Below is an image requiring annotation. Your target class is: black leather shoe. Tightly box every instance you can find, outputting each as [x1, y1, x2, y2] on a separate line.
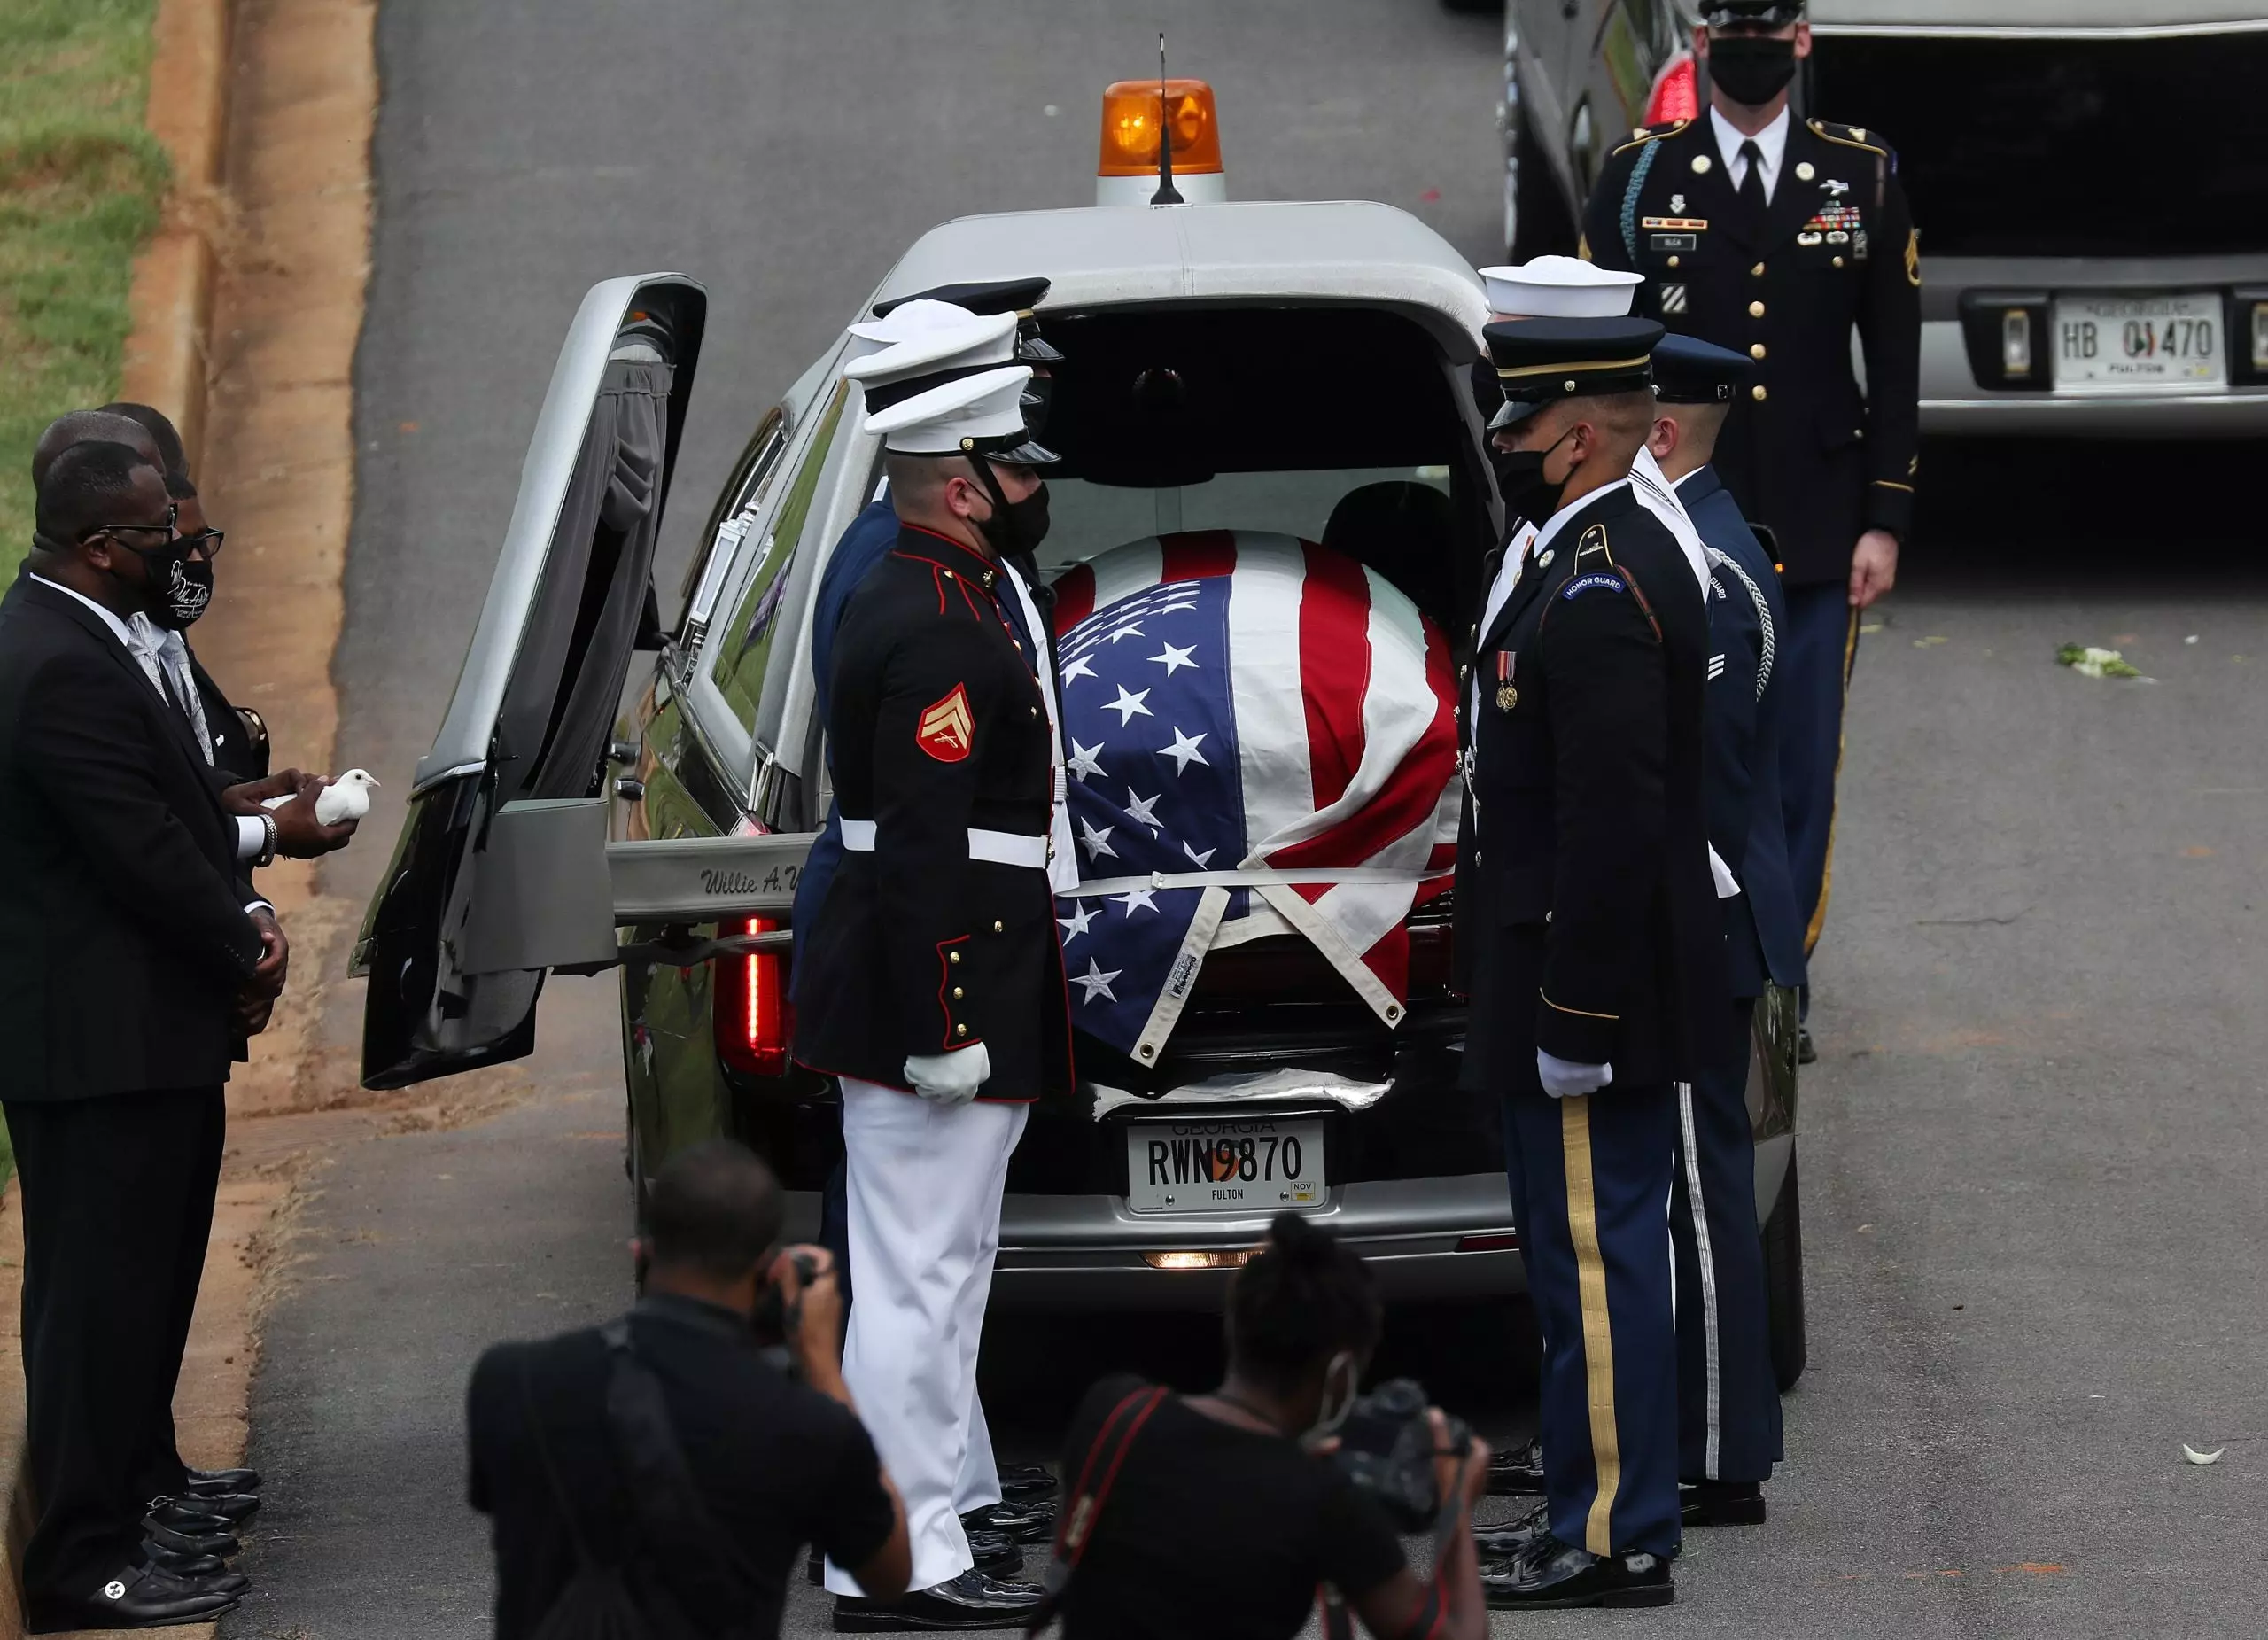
[963, 1497, 1058, 1544]
[143, 1516, 240, 1559]
[27, 1564, 242, 1631]
[1482, 1535, 1673, 1609]
[998, 1465, 1057, 1505]
[1798, 1027, 1817, 1064]
[834, 1568, 1046, 1630]
[811, 1530, 1021, 1588]
[1473, 1499, 1551, 1560]
[146, 1499, 238, 1535]
[1486, 1437, 1545, 1496]
[147, 1543, 229, 1579]
[1681, 1480, 1766, 1527]
[152, 1489, 260, 1524]
[186, 1465, 261, 1495]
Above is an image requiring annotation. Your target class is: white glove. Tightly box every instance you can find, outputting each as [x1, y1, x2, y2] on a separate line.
[1537, 1050, 1612, 1100]
[903, 1042, 991, 1107]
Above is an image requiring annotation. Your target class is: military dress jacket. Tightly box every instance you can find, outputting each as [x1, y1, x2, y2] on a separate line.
[1582, 115, 1922, 587]
[1453, 481, 1726, 1093]
[1683, 465, 1806, 998]
[792, 525, 1073, 1103]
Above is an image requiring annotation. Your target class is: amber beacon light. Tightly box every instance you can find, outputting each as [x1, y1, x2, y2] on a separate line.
[1096, 77, 1225, 206]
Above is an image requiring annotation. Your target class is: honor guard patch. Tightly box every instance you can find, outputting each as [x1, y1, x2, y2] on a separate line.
[1561, 573, 1626, 600]
[916, 684, 975, 762]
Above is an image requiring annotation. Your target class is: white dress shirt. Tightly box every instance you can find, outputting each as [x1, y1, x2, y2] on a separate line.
[30, 573, 274, 899]
[1710, 104, 1790, 204]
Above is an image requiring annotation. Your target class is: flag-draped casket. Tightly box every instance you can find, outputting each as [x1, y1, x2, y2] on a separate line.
[1047, 531, 1460, 1063]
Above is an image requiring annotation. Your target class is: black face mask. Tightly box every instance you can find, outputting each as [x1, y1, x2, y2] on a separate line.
[152, 550, 214, 631]
[1492, 424, 1577, 527]
[1708, 35, 1798, 106]
[977, 480, 1052, 560]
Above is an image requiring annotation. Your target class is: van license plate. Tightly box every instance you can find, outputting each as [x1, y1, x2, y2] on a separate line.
[2053, 291, 2225, 390]
[1125, 1117, 1325, 1214]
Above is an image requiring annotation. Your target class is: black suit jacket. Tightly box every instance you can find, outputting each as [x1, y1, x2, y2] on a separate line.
[187, 648, 268, 781]
[1583, 115, 1922, 585]
[792, 526, 1072, 1103]
[0, 572, 264, 1100]
[1454, 482, 1725, 1091]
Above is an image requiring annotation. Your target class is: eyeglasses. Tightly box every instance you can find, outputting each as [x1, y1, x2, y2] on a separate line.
[85, 503, 179, 544]
[178, 527, 225, 560]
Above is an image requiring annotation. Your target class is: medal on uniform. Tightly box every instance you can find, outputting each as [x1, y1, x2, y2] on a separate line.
[1495, 650, 1518, 711]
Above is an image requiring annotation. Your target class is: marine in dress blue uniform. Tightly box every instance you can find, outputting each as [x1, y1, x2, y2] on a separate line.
[1453, 317, 1722, 1610]
[1649, 335, 1804, 1522]
[1580, 0, 1921, 1010]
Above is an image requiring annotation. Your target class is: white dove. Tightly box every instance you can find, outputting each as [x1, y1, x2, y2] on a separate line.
[262, 769, 379, 826]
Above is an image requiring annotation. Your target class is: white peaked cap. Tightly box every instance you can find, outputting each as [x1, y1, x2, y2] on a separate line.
[865, 364, 1036, 455]
[1480, 256, 1645, 319]
[844, 303, 1019, 386]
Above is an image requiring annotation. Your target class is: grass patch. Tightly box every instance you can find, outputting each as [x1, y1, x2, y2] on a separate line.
[0, 0, 167, 578]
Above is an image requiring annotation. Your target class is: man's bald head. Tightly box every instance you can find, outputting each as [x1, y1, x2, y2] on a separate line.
[33, 412, 161, 489]
[99, 402, 189, 479]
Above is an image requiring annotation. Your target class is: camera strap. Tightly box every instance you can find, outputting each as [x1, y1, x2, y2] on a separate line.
[1025, 1384, 1169, 1636]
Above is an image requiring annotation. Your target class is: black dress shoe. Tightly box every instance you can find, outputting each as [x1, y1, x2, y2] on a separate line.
[153, 1489, 260, 1524]
[1482, 1535, 1673, 1610]
[146, 1499, 238, 1535]
[143, 1516, 240, 1558]
[1798, 1027, 1817, 1064]
[147, 1543, 230, 1579]
[963, 1497, 1059, 1544]
[1486, 1436, 1545, 1496]
[834, 1568, 1046, 1631]
[186, 1465, 261, 1495]
[1681, 1479, 1766, 1527]
[810, 1529, 1022, 1588]
[27, 1564, 242, 1631]
[1473, 1499, 1551, 1560]
[999, 1467, 1057, 1506]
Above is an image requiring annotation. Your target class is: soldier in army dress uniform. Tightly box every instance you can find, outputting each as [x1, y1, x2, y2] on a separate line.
[1454, 315, 1725, 1610]
[793, 309, 1070, 1630]
[1581, 0, 1920, 1036]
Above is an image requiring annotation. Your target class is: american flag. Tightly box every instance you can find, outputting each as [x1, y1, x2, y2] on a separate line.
[1047, 532, 1460, 1064]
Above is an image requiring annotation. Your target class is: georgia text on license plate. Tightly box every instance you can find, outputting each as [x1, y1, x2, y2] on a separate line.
[1125, 1117, 1325, 1213]
[2054, 291, 2225, 390]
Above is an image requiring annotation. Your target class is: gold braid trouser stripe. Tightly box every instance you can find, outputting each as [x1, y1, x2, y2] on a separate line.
[1562, 1093, 1622, 1557]
[1804, 605, 1863, 955]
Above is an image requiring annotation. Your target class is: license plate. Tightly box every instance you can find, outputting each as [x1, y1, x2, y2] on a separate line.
[2053, 291, 2225, 390]
[1125, 1116, 1325, 1214]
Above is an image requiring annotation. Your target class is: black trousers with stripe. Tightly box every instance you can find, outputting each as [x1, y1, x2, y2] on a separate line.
[1503, 1084, 1681, 1558]
[1671, 998, 1783, 1484]
[7, 1086, 226, 1609]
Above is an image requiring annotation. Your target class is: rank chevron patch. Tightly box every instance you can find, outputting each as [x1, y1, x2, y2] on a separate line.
[916, 683, 975, 762]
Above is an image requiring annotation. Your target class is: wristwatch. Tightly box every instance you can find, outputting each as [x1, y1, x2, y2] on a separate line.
[256, 812, 280, 868]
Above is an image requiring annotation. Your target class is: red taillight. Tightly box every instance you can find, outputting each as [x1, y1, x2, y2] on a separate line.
[1644, 52, 1698, 127]
[713, 917, 793, 1077]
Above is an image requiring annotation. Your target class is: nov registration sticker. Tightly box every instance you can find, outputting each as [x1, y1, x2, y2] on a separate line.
[1126, 1116, 1325, 1213]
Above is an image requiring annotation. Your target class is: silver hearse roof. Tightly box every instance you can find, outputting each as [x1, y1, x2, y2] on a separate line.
[1807, 0, 2266, 34]
[867, 201, 1491, 353]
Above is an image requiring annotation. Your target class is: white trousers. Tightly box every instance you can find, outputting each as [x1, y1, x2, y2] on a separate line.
[823, 1080, 1027, 1596]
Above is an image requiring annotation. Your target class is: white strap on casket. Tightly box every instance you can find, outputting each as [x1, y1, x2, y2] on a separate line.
[1063, 865, 1452, 898]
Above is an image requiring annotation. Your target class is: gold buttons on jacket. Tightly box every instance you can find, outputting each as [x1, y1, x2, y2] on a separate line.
[1667, 254, 1681, 268]
[948, 950, 961, 964]
[993, 920, 1005, 933]
[1751, 385, 1768, 401]
[1833, 255, 1845, 268]
[1751, 261, 1766, 277]
[1751, 343, 1767, 360]
[1748, 300, 1766, 318]
[953, 986, 964, 999]
[1029, 706, 1038, 718]
[957, 1023, 968, 1037]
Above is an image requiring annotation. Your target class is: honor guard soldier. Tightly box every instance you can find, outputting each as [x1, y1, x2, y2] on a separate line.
[792, 305, 1070, 1631]
[1453, 316, 1724, 1610]
[791, 284, 1068, 1330]
[1646, 333, 1806, 1526]
[1581, 0, 1921, 1043]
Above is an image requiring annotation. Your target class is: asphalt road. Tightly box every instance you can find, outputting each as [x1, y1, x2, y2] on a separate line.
[229, 3, 2268, 1636]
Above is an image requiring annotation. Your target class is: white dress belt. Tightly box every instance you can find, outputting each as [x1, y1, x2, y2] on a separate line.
[838, 819, 1049, 870]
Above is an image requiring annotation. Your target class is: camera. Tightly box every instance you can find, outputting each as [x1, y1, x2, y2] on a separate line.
[1330, 1379, 1473, 1531]
[750, 1248, 822, 1349]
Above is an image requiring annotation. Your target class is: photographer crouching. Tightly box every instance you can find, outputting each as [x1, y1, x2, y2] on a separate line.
[1041, 1215, 1491, 1640]
[467, 1140, 912, 1637]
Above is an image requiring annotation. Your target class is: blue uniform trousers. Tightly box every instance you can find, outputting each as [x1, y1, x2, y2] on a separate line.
[791, 810, 854, 1310]
[1503, 1085, 1681, 1558]
[1670, 998, 1783, 1484]
[1778, 584, 1862, 962]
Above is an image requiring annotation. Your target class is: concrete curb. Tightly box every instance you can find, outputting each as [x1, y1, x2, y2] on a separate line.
[121, 0, 237, 471]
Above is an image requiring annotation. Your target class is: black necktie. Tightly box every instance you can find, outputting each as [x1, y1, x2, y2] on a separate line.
[1736, 138, 1768, 224]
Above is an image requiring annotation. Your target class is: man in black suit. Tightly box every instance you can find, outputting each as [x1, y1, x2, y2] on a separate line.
[0, 442, 330, 1628]
[1454, 318, 1723, 1610]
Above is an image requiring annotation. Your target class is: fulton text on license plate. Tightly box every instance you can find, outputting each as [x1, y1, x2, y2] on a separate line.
[2053, 291, 2225, 390]
[1125, 1116, 1326, 1213]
